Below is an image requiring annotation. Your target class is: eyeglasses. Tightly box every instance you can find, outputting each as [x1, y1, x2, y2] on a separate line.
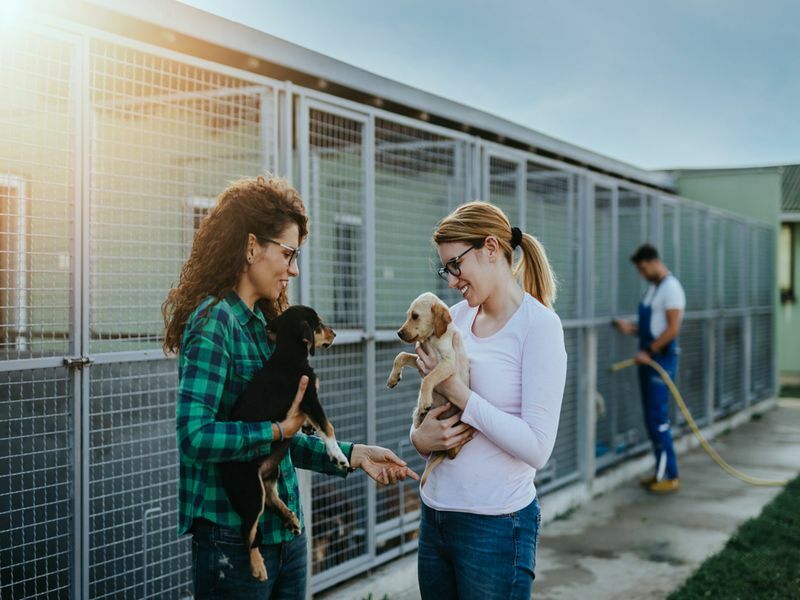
[264, 239, 300, 265]
[437, 246, 475, 281]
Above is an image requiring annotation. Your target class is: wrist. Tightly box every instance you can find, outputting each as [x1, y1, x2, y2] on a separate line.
[274, 421, 285, 442]
[350, 444, 363, 467]
[279, 417, 298, 438]
[450, 382, 470, 410]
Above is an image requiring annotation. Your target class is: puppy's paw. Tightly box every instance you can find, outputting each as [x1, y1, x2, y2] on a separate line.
[250, 549, 268, 582]
[325, 439, 350, 469]
[301, 423, 316, 435]
[286, 513, 302, 536]
[386, 372, 401, 388]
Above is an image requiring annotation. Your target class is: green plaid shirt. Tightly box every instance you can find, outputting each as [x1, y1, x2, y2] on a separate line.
[176, 291, 352, 542]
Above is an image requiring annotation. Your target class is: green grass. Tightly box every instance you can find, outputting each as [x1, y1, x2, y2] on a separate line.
[668, 475, 800, 600]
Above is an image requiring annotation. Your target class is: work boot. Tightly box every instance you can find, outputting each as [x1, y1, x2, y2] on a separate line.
[648, 478, 680, 494]
[638, 475, 657, 488]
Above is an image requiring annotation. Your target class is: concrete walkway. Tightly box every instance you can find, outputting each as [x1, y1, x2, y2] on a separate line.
[317, 398, 800, 600]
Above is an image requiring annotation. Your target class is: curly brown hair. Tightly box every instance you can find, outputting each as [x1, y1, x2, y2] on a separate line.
[162, 175, 308, 353]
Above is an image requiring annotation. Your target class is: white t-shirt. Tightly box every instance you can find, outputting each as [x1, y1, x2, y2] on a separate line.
[418, 293, 568, 515]
[640, 274, 686, 338]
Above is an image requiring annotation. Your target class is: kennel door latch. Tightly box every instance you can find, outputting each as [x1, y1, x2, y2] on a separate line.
[63, 355, 94, 371]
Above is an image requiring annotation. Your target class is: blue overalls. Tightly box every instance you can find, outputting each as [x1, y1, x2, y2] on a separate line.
[638, 278, 679, 481]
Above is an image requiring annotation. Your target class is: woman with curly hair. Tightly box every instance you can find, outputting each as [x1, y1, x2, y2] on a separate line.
[164, 175, 417, 599]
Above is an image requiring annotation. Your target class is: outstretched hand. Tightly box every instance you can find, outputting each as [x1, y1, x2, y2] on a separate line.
[350, 444, 420, 486]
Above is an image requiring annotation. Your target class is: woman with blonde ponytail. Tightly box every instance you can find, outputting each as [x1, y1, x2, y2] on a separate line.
[411, 201, 567, 599]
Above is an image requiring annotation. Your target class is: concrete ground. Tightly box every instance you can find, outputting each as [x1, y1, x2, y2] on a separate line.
[317, 398, 800, 600]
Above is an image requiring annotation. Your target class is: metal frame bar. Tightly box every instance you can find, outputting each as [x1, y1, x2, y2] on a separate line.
[363, 112, 378, 564]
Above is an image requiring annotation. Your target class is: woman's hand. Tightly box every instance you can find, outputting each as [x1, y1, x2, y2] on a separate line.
[411, 403, 475, 455]
[415, 338, 470, 409]
[350, 445, 420, 486]
[278, 376, 308, 438]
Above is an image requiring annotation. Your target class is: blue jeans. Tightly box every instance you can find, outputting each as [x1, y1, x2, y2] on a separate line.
[418, 497, 541, 600]
[191, 519, 307, 600]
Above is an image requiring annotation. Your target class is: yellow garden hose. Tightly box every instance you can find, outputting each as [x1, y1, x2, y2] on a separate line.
[610, 357, 788, 487]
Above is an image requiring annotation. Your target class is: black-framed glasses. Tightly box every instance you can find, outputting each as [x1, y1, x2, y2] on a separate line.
[437, 246, 475, 281]
[264, 239, 300, 265]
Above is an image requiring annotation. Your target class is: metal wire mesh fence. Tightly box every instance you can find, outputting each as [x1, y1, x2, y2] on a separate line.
[0, 29, 74, 361]
[0, 22, 777, 599]
[0, 368, 73, 599]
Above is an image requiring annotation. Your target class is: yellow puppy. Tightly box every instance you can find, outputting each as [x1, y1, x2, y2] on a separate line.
[386, 292, 470, 485]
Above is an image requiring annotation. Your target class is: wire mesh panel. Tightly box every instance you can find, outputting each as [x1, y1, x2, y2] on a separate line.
[679, 206, 706, 311]
[88, 40, 275, 352]
[593, 186, 614, 316]
[526, 164, 579, 319]
[722, 219, 744, 309]
[617, 189, 648, 314]
[751, 313, 773, 400]
[0, 30, 74, 360]
[487, 155, 520, 227]
[88, 360, 190, 600]
[374, 342, 423, 557]
[675, 318, 708, 428]
[0, 368, 73, 599]
[752, 227, 774, 308]
[594, 325, 616, 467]
[596, 323, 650, 473]
[309, 343, 369, 580]
[708, 216, 723, 309]
[660, 201, 678, 271]
[539, 327, 580, 489]
[374, 119, 468, 325]
[307, 108, 365, 330]
[716, 317, 745, 415]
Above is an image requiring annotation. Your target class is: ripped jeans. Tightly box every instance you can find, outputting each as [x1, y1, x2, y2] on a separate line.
[191, 518, 307, 600]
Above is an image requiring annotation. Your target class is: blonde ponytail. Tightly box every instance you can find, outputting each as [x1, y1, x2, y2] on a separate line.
[434, 201, 558, 309]
[514, 233, 557, 309]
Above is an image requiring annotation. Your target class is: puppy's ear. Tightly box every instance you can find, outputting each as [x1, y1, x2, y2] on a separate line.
[301, 321, 315, 356]
[432, 302, 452, 338]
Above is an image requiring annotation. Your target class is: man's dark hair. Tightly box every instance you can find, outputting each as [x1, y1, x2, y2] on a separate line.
[630, 244, 659, 264]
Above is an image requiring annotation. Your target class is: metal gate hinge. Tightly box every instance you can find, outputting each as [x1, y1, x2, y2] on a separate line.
[63, 356, 93, 370]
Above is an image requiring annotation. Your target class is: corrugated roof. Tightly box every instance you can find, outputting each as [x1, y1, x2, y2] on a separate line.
[782, 165, 800, 212]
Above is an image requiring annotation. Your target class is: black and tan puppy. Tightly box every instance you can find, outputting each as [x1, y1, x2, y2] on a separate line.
[220, 305, 348, 581]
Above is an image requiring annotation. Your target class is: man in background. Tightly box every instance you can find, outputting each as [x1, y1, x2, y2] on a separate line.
[613, 244, 685, 494]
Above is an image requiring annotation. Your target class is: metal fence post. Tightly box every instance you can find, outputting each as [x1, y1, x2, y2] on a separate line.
[578, 176, 595, 484]
[77, 30, 92, 600]
[364, 113, 377, 562]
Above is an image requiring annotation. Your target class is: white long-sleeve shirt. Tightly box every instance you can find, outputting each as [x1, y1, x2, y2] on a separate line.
[418, 293, 567, 515]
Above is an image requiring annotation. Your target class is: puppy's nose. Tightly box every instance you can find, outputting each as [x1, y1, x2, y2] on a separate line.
[397, 329, 406, 341]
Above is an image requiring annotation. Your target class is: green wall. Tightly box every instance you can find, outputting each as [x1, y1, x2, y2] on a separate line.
[676, 170, 781, 226]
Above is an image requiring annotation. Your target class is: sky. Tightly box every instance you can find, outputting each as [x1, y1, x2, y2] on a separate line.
[180, 0, 799, 171]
